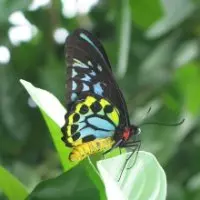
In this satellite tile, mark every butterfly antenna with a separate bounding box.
[141,106,152,121]
[146,106,152,116]
[140,118,185,127]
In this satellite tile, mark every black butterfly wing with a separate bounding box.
[65,29,130,128]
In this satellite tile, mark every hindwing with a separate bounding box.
[61,95,120,147]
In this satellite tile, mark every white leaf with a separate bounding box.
[20,79,66,127]
[97,151,167,200]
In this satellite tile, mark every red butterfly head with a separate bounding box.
[122,125,141,141]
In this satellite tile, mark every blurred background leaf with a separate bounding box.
[129,0,163,28]
[27,163,101,200]
[0,166,28,200]
[0,0,200,199]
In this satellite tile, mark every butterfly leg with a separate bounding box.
[125,141,141,169]
[119,148,122,155]
[117,141,141,181]
[103,139,123,155]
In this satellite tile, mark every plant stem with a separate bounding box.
[117,0,131,79]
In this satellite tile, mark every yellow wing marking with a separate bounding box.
[100,98,109,107]
[74,96,96,112]
[100,98,119,126]
[68,113,74,124]
[64,96,120,146]
[67,137,73,143]
[85,96,96,106]
[107,108,119,126]
[72,139,83,146]
[67,125,71,136]
[75,103,82,112]
[66,96,97,138]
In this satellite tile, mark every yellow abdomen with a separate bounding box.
[69,137,114,161]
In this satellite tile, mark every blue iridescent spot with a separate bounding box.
[93,82,103,96]
[79,127,95,138]
[81,74,91,82]
[90,71,96,76]
[87,117,115,130]
[95,130,114,138]
[71,122,86,134]
[79,127,114,138]
[71,93,77,101]
[82,83,89,91]
[78,122,86,130]
[72,81,77,90]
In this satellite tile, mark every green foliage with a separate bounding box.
[20,80,73,171]
[175,63,200,115]
[1,0,200,199]
[146,0,196,38]
[0,0,31,24]
[0,166,28,200]
[19,79,166,199]
[27,163,100,200]
[20,80,107,199]
[130,0,163,28]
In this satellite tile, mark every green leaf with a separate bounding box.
[172,40,199,67]
[19,80,166,199]
[27,163,100,200]
[0,0,31,24]
[129,0,163,29]
[138,34,178,87]
[83,159,107,200]
[146,0,195,38]
[20,79,107,199]
[97,151,167,200]
[175,63,200,116]
[116,0,131,78]
[0,166,28,200]
[20,79,76,171]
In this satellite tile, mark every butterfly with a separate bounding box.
[61,29,141,162]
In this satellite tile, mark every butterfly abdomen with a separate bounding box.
[69,137,114,161]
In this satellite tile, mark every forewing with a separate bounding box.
[65,29,129,127]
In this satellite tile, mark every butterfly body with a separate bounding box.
[69,137,114,161]
[61,29,141,162]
